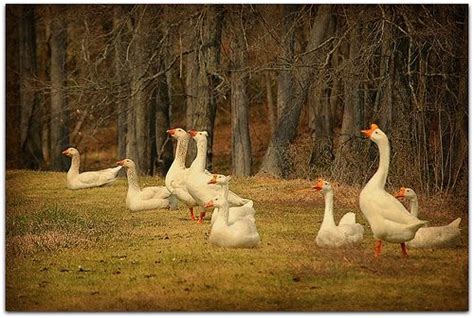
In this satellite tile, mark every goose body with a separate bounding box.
[395,187,461,248]
[118,159,177,212]
[359,124,428,256]
[62,147,122,190]
[313,179,364,247]
[204,175,260,248]
[185,130,249,222]
[164,128,199,220]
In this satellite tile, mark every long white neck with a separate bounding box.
[171,137,189,170]
[190,140,207,172]
[367,137,390,189]
[223,183,229,200]
[218,201,230,226]
[126,166,141,193]
[409,196,419,218]
[67,154,80,176]
[321,191,336,228]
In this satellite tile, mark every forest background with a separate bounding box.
[6,4,468,197]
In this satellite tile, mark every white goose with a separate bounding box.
[394,187,461,248]
[185,130,249,223]
[164,128,199,220]
[313,179,364,247]
[359,124,428,257]
[117,159,177,212]
[62,147,122,190]
[204,175,260,248]
[207,174,255,226]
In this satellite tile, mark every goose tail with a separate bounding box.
[111,165,123,175]
[339,212,356,225]
[448,217,461,228]
[408,219,428,231]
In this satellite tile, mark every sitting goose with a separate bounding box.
[204,175,260,248]
[62,147,122,190]
[207,174,255,226]
[313,179,364,247]
[117,159,177,212]
[395,187,461,248]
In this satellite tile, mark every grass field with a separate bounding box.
[5,170,468,311]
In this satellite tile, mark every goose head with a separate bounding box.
[312,178,332,193]
[208,174,232,185]
[116,158,136,169]
[167,128,188,140]
[188,130,208,145]
[62,147,79,157]
[204,195,226,209]
[361,123,387,144]
[394,187,417,200]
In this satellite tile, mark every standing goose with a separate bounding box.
[394,187,461,248]
[185,130,250,223]
[204,175,260,248]
[164,128,199,220]
[117,159,177,211]
[313,179,364,247]
[359,124,428,257]
[62,147,122,190]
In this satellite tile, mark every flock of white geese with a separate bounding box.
[61,124,461,256]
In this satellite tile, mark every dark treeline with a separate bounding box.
[6,4,467,195]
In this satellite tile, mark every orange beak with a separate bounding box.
[361,123,379,138]
[116,160,124,166]
[204,200,214,208]
[312,179,324,191]
[208,175,218,184]
[61,149,69,156]
[394,187,406,199]
[167,128,176,136]
[188,129,197,137]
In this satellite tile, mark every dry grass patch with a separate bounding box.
[5,170,468,311]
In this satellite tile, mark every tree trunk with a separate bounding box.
[308,13,336,168]
[19,5,43,169]
[49,8,69,171]
[258,4,333,178]
[230,14,252,176]
[333,20,364,181]
[308,82,334,168]
[153,56,174,176]
[113,5,129,161]
[376,8,394,132]
[264,72,277,134]
[185,5,223,169]
[184,50,198,165]
[128,6,154,175]
[35,9,51,167]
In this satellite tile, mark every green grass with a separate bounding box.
[6,170,468,311]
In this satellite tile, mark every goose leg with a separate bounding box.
[189,207,196,221]
[197,212,206,224]
[400,243,408,257]
[374,240,383,257]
